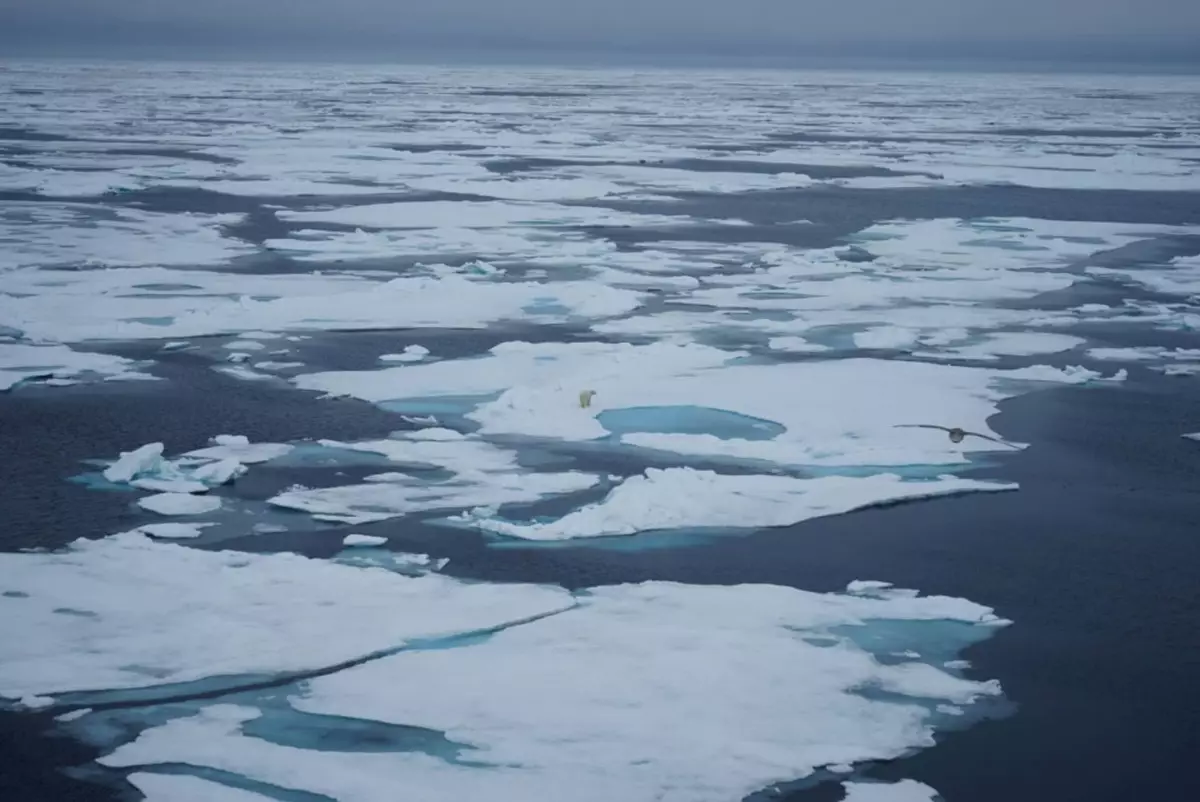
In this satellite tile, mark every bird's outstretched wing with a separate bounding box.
[960,430,1022,450]
[893,423,1022,450]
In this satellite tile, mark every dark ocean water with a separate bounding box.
[2,334,1198,802]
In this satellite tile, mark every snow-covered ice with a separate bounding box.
[96,580,1004,802]
[459,468,1016,541]
[0,343,152,391]
[841,780,940,802]
[343,534,388,547]
[0,532,572,700]
[137,493,222,516]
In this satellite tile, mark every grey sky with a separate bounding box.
[2,0,1199,63]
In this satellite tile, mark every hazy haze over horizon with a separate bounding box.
[2,0,1199,66]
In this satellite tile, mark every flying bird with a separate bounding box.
[894,424,1021,449]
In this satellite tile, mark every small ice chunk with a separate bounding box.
[1184,433,1200,442]
[767,336,830,353]
[191,458,246,486]
[214,435,249,447]
[937,704,965,716]
[103,443,164,483]
[55,708,91,722]
[18,694,53,709]
[130,477,210,494]
[841,780,940,802]
[186,435,292,464]
[847,580,894,595]
[133,522,214,539]
[223,340,267,351]
[227,352,253,364]
[137,493,222,516]
[379,345,431,363]
[343,534,388,547]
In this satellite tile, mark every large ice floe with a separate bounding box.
[297,340,1112,470]
[0,528,1006,801]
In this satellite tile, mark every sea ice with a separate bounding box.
[137,493,222,516]
[0,532,572,700]
[841,780,940,802]
[102,443,165,484]
[97,580,1004,802]
[129,478,210,495]
[277,199,706,230]
[460,468,1016,541]
[190,458,247,486]
[184,436,293,465]
[269,470,599,526]
[380,345,431,363]
[0,343,152,391]
[303,342,1097,468]
[127,773,274,802]
[343,534,388,547]
[131,523,214,540]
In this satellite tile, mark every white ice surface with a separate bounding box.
[130,522,215,540]
[0,203,254,270]
[842,780,940,802]
[380,344,431,363]
[0,343,152,391]
[102,443,165,483]
[461,468,1016,541]
[343,534,388,547]
[0,532,572,699]
[137,493,222,516]
[184,437,293,465]
[270,469,598,526]
[127,773,274,802]
[299,342,1102,468]
[98,580,1004,802]
[277,199,718,230]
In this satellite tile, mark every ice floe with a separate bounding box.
[841,780,940,802]
[95,579,1005,802]
[299,342,1113,468]
[0,532,572,700]
[138,492,222,516]
[457,468,1016,541]
[0,342,153,391]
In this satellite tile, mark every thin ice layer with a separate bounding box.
[100,580,1005,802]
[0,532,571,700]
[462,468,1017,541]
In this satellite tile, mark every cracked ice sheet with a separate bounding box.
[0,270,643,342]
[463,468,1016,542]
[99,581,1007,802]
[0,343,154,391]
[0,532,571,701]
[0,202,253,270]
[297,341,1105,467]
